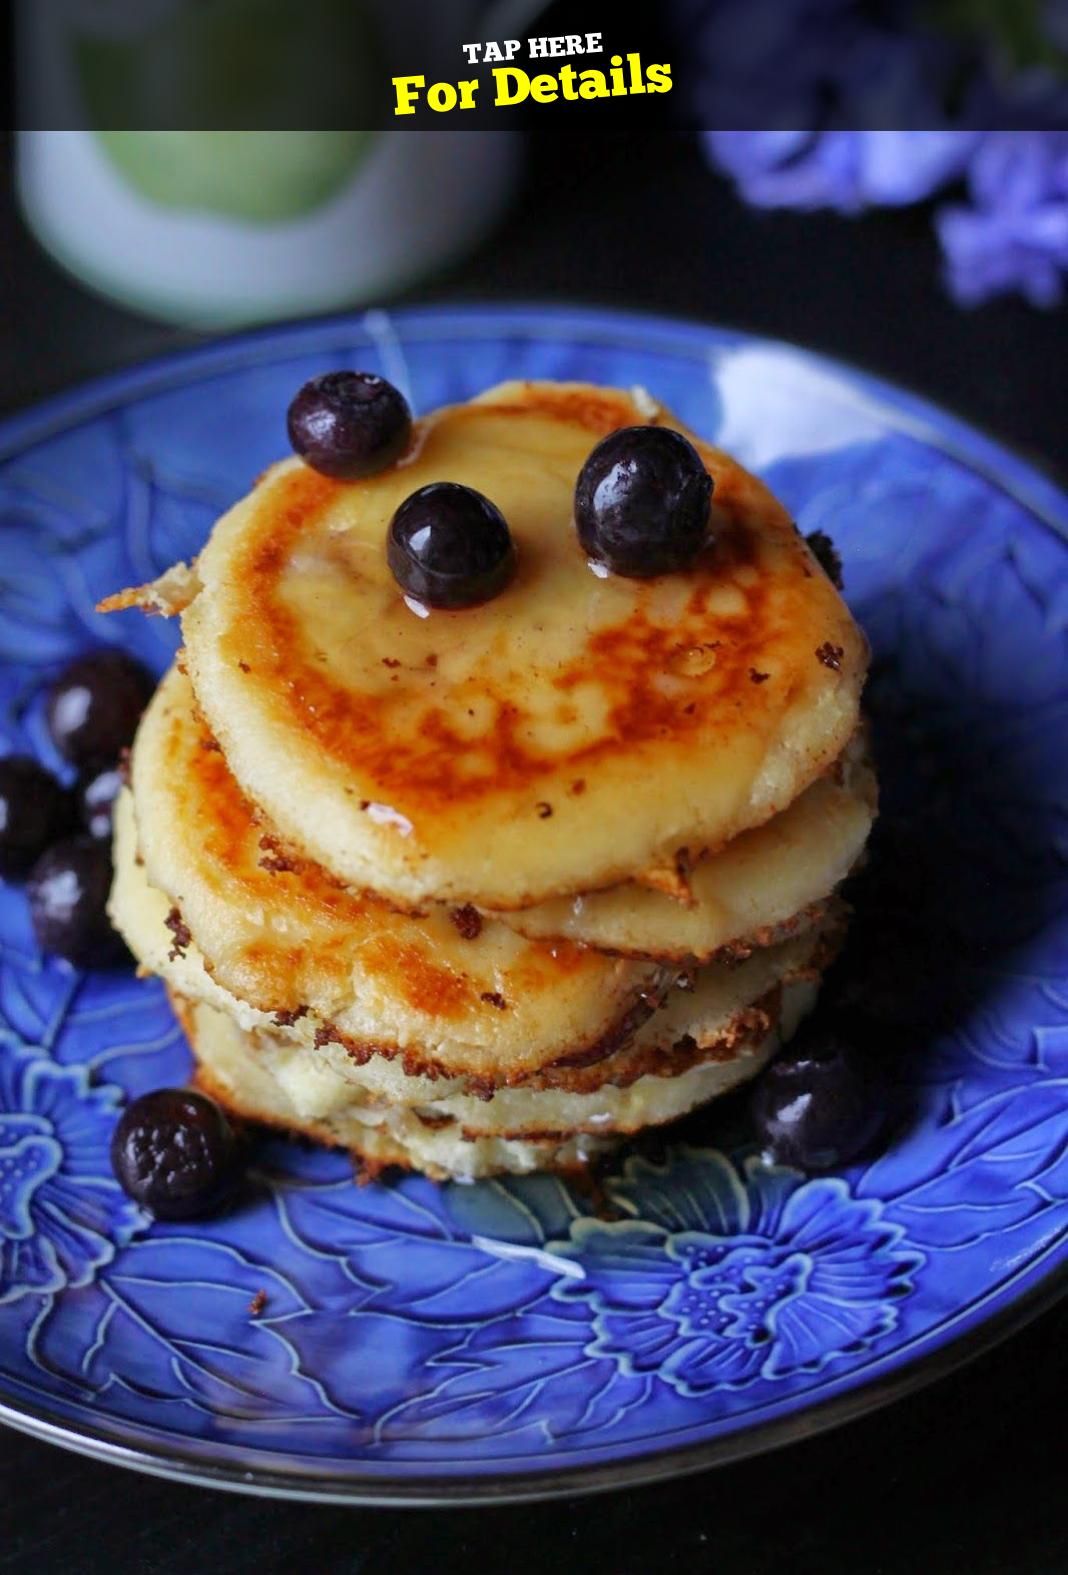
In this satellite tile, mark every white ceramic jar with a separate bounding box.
[16,0,546,325]
[18,129,522,326]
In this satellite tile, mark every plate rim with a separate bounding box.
[1,301,1066,539]
[1,299,1066,1505]
[1,1257,1064,1506]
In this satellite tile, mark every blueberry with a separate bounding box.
[750,1028,886,1172]
[77,760,125,840]
[0,756,73,878]
[47,650,153,767]
[287,371,411,479]
[574,426,713,578]
[387,482,516,609]
[805,529,844,590]
[27,836,120,967]
[111,1087,239,1220]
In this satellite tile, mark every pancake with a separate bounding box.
[133,648,869,1005]
[106,380,867,908]
[247,968,821,1137]
[102,373,875,1184]
[112,783,841,1102]
[178,954,821,1179]
[505,731,875,960]
[125,668,664,1083]
[180,993,617,1182]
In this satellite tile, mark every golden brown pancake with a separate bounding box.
[180,993,618,1181]
[503,731,874,959]
[108,381,867,908]
[123,670,663,1084]
[177,959,823,1179]
[112,766,842,1097]
[102,375,874,1184]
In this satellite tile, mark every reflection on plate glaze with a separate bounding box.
[0,306,1065,1499]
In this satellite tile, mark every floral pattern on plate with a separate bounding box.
[0,306,1064,1500]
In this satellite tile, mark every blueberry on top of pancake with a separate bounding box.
[112,382,866,908]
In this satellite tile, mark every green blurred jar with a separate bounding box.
[17,0,534,325]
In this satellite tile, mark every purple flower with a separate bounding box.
[937,131,1068,305]
[704,130,979,213]
[684,0,1068,306]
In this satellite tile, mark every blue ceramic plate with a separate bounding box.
[0,306,1065,1505]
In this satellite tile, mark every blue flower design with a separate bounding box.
[552,1150,923,1395]
[0,309,1066,1482]
[0,1050,147,1304]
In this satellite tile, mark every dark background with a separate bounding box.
[3,131,1067,478]
[1,129,1066,1573]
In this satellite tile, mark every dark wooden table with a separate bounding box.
[1,129,1065,1574]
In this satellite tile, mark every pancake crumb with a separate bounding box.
[273,1005,309,1027]
[816,642,845,671]
[248,1289,268,1318]
[465,1076,497,1102]
[450,904,483,940]
[164,907,192,962]
[480,991,508,1010]
[749,668,770,684]
[536,801,553,819]
[259,833,297,874]
[238,661,251,673]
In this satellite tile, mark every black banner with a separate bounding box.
[13,0,1068,131]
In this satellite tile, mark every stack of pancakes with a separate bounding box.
[105,381,873,1182]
